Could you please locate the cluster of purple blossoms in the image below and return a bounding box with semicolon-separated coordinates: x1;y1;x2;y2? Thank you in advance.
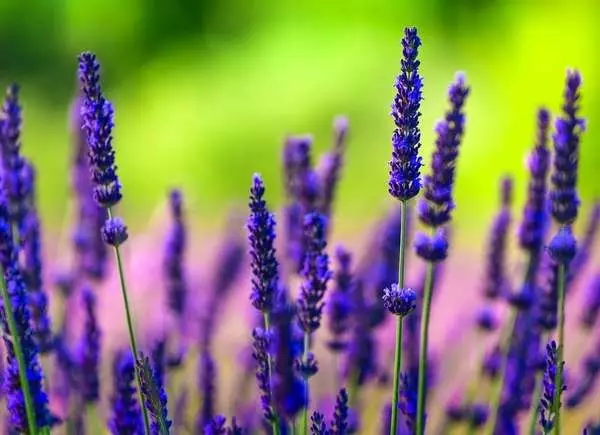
0;25;599;435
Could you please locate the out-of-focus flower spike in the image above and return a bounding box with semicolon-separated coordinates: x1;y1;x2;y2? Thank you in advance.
581;274;600;329
327;245;354;352
330;388;349;435
518;108;551;255
570;202;600;277
204;415;227;434
197;349;216;432
164;188;188;320
251;327;276;423
310;411;329;435
108;351;143;435
78;287;101;404
318;116;349;218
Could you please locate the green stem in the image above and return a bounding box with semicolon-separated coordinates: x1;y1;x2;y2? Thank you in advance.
415;260;435;435
301;332;310;435
390;200;409;435
554;263;566;435
108;208;151;435
264;313;280;435
0;271;39;435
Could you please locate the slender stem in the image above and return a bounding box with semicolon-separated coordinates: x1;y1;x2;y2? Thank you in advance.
483;310;517;435
347;367;360;409
263;312;280;435
301;332;310;435
389;200;409;435
415;260;435;435
107;208;151;434
554;263;566;435
0;271;38;435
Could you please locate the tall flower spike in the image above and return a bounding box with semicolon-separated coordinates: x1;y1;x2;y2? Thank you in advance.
78;52;122;208
297;212;332;333
21;164;53;353
540;340;565;433
78;287;101;404
70;96;108;281
482;176;513;300
417;73;470;227
519;108;551;253
549;70;585;224
137;353;173;434
204;415;227;435
327;245;354;352
0;192;54;431
164;188;188;318
108;351;143;435
251;327;275;423
389;27;423;201
0;84;32;224
330;388;349;435
248;174;279;313
318;116;349;217
197;349;216;431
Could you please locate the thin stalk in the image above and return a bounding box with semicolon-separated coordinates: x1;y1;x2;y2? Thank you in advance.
415;260;435;435
390;199;409;435
107;208;151;434
347;367;360;408
553;263;566;435
301;332;310;435
263;312;280;435
0;271;38;435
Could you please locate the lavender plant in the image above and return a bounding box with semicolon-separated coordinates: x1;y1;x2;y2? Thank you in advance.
0;24;599;435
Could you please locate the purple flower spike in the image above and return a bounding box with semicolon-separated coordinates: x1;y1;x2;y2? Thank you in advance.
540;340;565;433
327;245;354;352
519;108;551;253
136;353;172;434
388;27;423;201
108;351;143;435
382;284;416;317
549;70;585;225
70;96;108;281
0;84;32;224
79;288;101;404
248;174;280;313
205;415;227;434
102;216;129;247
197;350;216;431
482;176;513;299
0;194;54;431
418;73;470;227
318;116;349;217
251;327;276;423
414;228;449;263
21;169;53;353
78;52;123;208
330;388;349;435
164;189;188;318
297;212;332;334
311;411;328;435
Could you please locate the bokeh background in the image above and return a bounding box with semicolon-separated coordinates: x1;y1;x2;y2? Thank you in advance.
1;0;598;236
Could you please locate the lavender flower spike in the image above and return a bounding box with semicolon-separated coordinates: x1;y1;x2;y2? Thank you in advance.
78;52;122;208
164;189;188;318
21;164;53;353
79;287;101;404
549;70;585;225
388;27;423;201
251;327;276;423
137;353;173;435
417;73;470;227
311;412;329;435
108;351;143;435
248;174;279;313
330;388;349;435
540;341;565;434
518;108;551;253
327;245;354;352
0;194;53;432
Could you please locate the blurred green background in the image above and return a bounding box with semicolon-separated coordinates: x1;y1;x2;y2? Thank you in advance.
1;0;598;235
